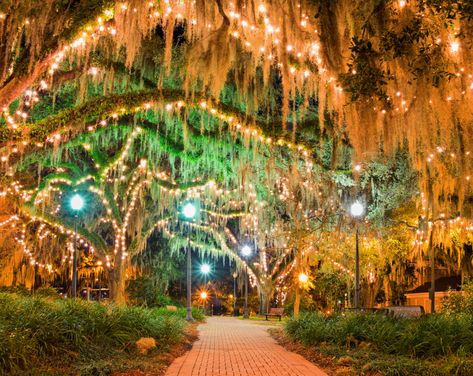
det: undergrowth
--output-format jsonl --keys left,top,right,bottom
{"left": 285, "top": 312, "right": 473, "bottom": 375}
{"left": 0, "top": 293, "right": 187, "bottom": 375}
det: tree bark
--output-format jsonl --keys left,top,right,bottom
{"left": 294, "top": 286, "right": 301, "bottom": 317}
{"left": 109, "top": 257, "right": 126, "bottom": 304}
{"left": 0, "top": 55, "right": 54, "bottom": 110}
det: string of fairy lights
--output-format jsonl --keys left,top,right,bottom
{"left": 2, "top": 0, "right": 472, "bottom": 134}
{"left": 1, "top": 0, "right": 473, "bottom": 292}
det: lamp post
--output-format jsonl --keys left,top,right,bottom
{"left": 232, "top": 272, "right": 238, "bottom": 316}
{"left": 350, "top": 201, "right": 364, "bottom": 309}
{"left": 200, "top": 291, "right": 208, "bottom": 314}
{"left": 70, "top": 194, "right": 84, "bottom": 298}
{"left": 241, "top": 245, "right": 252, "bottom": 319}
{"left": 182, "top": 202, "right": 198, "bottom": 321}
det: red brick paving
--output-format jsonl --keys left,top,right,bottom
{"left": 165, "top": 317, "right": 327, "bottom": 376}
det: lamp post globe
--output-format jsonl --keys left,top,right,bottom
{"left": 350, "top": 201, "right": 364, "bottom": 217}
{"left": 70, "top": 194, "right": 84, "bottom": 211}
{"left": 201, "top": 264, "right": 211, "bottom": 274}
{"left": 298, "top": 273, "right": 309, "bottom": 284}
{"left": 182, "top": 202, "right": 197, "bottom": 219}
{"left": 241, "top": 245, "right": 252, "bottom": 257}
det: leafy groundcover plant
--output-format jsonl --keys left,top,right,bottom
{"left": 0, "top": 293, "right": 188, "bottom": 375}
{"left": 285, "top": 311, "right": 473, "bottom": 375}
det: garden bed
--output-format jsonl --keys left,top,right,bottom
{"left": 0, "top": 293, "right": 200, "bottom": 375}
{"left": 271, "top": 312, "right": 473, "bottom": 375}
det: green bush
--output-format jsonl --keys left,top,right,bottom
{"left": 0, "top": 293, "right": 186, "bottom": 375}
{"left": 285, "top": 311, "right": 473, "bottom": 358}
{"left": 153, "top": 306, "right": 206, "bottom": 321}
{"left": 442, "top": 279, "right": 473, "bottom": 316}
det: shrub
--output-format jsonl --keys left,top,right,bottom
{"left": 285, "top": 311, "right": 473, "bottom": 358}
{"left": 153, "top": 306, "right": 206, "bottom": 321}
{"left": 0, "top": 293, "right": 186, "bottom": 375}
{"left": 442, "top": 279, "right": 473, "bottom": 316}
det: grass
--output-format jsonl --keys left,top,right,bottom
{"left": 153, "top": 306, "right": 206, "bottom": 321}
{"left": 0, "top": 293, "right": 189, "bottom": 375}
{"left": 282, "top": 312, "right": 473, "bottom": 375}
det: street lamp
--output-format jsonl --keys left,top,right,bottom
{"left": 200, "top": 290, "right": 208, "bottom": 315}
{"left": 70, "top": 194, "right": 84, "bottom": 298}
{"left": 350, "top": 201, "right": 364, "bottom": 309}
{"left": 232, "top": 271, "right": 238, "bottom": 316}
{"left": 181, "top": 201, "right": 198, "bottom": 321}
{"left": 240, "top": 245, "right": 252, "bottom": 319}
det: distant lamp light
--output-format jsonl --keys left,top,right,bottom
{"left": 201, "top": 264, "right": 211, "bottom": 274}
{"left": 232, "top": 272, "right": 238, "bottom": 278}
{"left": 182, "top": 202, "right": 197, "bottom": 219}
{"left": 298, "top": 273, "right": 309, "bottom": 283}
{"left": 241, "top": 245, "right": 252, "bottom": 257}
{"left": 70, "top": 194, "right": 84, "bottom": 211}
{"left": 350, "top": 201, "right": 364, "bottom": 217}
{"left": 200, "top": 291, "right": 208, "bottom": 299}
{"left": 450, "top": 41, "right": 460, "bottom": 54}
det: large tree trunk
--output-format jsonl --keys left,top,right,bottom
{"left": 109, "top": 258, "right": 126, "bottom": 304}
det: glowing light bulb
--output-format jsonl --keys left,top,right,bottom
{"left": 70, "top": 194, "right": 84, "bottom": 211}
{"left": 182, "top": 202, "right": 197, "bottom": 219}
{"left": 298, "top": 273, "right": 308, "bottom": 283}
{"left": 350, "top": 201, "right": 364, "bottom": 217}
{"left": 451, "top": 41, "right": 460, "bottom": 53}
{"left": 241, "top": 245, "right": 252, "bottom": 257}
{"left": 201, "top": 264, "right": 211, "bottom": 274}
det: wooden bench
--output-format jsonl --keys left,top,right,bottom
{"left": 385, "top": 305, "right": 425, "bottom": 318}
{"left": 265, "top": 307, "right": 284, "bottom": 321}
{"left": 166, "top": 305, "right": 178, "bottom": 311}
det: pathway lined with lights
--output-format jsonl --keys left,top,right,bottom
{"left": 165, "top": 317, "right": 327, "bottom": 376}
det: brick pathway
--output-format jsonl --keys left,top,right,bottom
{"left": 165, "top": 317, "right": 327, "bottom": 376}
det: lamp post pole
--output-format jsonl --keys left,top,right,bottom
{"left": 240, "top": 245, "right": 252, "bottom": 319}
{"left": 186, "top": 244, "right": 193, "bottom": 321}
{"left": 354, "top": 225, "right": 359, "bottom": 309}
{"left": 72, "top": 215, "right": 78, "bottom": 298}
{"left": 233, "top": 272, "right": 237, "bottom": 315}
{"left": 243, "top": 265, "right": 249, "bottom": 318}
{"left": 70, "top": 193, "right": 84, "bottom": 298}
{"left": 182, "top": 202, "right": 197, "bottom": 321}
{"left": 350, "top": 201, "right": 364, "bottom": 310}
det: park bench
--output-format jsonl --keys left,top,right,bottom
{"left": 166, "top": 305, "right": 178, "bottom": 311}
{"left": 265, "top": 307, "right": 284, "bottom": 321}
{"left": 385, "top": 305, "right": 424, "bottom": 318}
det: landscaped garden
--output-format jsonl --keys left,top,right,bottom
{"left": 0, "top": 291, "right": 201, "bottom": 375}
{"left": 1, "top": 0, "right": 473, "bottom": 375}
{"left": 277, "top": 281, "right": 473, "bottom": 375}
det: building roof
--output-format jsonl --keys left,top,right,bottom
{"left": 406, "top": 275, "right": 462, "bottom": 294}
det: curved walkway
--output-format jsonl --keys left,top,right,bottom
{"left": 165, "top": 317, "right": 327, "bottom": 376}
